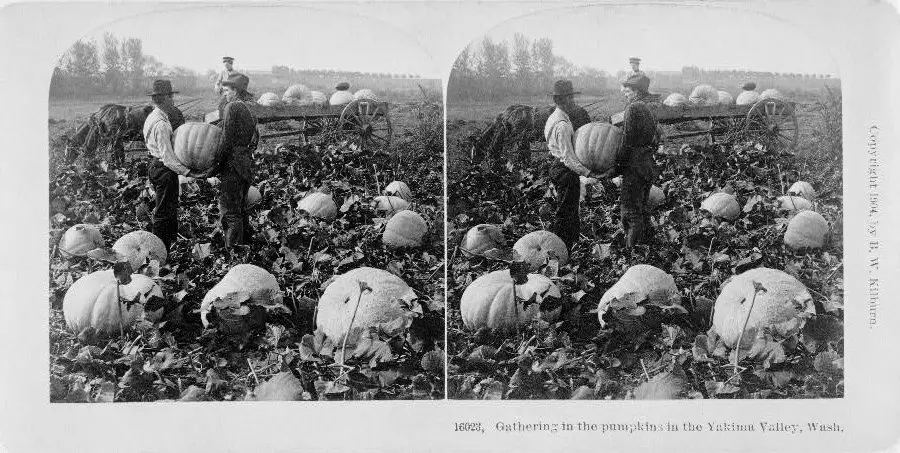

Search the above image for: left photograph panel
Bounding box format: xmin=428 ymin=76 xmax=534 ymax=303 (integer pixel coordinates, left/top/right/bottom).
xmin=48 ymin=6 xmax=445 ymax=402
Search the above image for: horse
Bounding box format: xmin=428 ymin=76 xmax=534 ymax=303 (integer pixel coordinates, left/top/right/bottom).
xmin=67 ymin=104 xmax=153 ymax=162
xmin=469 ymin=104 xmax=555 ymax=169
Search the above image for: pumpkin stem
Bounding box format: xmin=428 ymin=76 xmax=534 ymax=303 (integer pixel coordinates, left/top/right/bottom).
xmin=116 ymin=282 xmax=124 ymax=339
xmin=732 ymin=283 xmax=762 ymax=377
xmin=340 ymin=283 xmax=367 ymax=367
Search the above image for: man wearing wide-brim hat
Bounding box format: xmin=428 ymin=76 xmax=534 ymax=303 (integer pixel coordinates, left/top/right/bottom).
xmin=543 ymin=79 xmax=599 ymax=249
xmin=612 ymin=73 xmax=659 ymax=250
xmin=207 ymin=72 xmax=259 ymax=254
xmin=142 ymin=79 xmax=194 ymax=252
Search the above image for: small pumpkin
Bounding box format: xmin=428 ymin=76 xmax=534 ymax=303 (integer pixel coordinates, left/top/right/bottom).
xmin=245 ymin=371 xmax=304 ymax=401
xmin=597 ymin=264 xmax=681 ymax=327
xmin=649 ymin=185 xmax=665 ymax=208
xmin=717 ymin=90 xmax=734 ymax=105
xmin=173 ymin=122 xmax=223 ymax=172
xmin=776 ymin=195 xmax=812 ymax=213
xmin=512 ymin=230 xmax=569 ymax=271
xmin=711 ymin=267 xmax=815 ymax=348
xmin=200 ymin=264 xmax=283 ymax=328
xmin=257 ymin=92 xmax=283 ymax=108
xmin=384 ymin=181 xmax=413 ymax=201
xmin=663 ymin=93 xmax=687 ymax=107
xmin=316 ymin=267 xmax=417 ymax=341
xmin=63 ymin=270 xmax=163 ymax=334
xmin=353 ymin=89 xmax=378 ymax=101
xmin=735 ymin=90 xmax=761 ymax=106
xmin=574 ymin=122 xmax=623 ymax=173
xmin=689 ymin=84 xmax=719 ymax=106
xmin=788 ymin=181 xmax=816 ymax=201
xmin=58 ymin=224 xmax=104 ymax=257
xmin=245 ymin=185 xmax=262 ymax=208
xmin=383 ymin=210 xmax=427 ymax=248
xmin=329 ymin=91 xmax=355 ymax=106
xmin=460 ymin=269 xmax=562 ymax=331
xmin=372 ymin=195 xmax=409 ymax=217
xmin=784 ymin=210 xmax=829 ymax=250
xmin=700 ymin=192 xmax=740 ymax=221
xmin=634 ymin=372 xmax=688 ymax=400
xmin=307 ymin=91 xmax=327 ymax=106
xmin=760 ymin=88 xmax=784 ymax=100
xmin=298 ymin=192 xmax=337 ymax=219
xmin=112 ymin=230 xmax=167 ymax=271
xmin=460 ymin=224 xmax=506 ymax=257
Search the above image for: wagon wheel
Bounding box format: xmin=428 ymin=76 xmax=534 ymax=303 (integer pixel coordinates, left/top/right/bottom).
xmin=744 ymin=99 xmax=798 ymax=151
xmin=338 ymin=100 xmax=392 ymax=152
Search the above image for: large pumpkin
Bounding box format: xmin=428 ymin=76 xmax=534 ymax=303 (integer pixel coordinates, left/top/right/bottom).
xmin=574 ymin=122 xmax=623 ymax=173
xmin=384 ymin=181 xmax=413 ymax=201
xmin=173 ymin=122 xmax=222 ymax=172
xmin=354 ymin=89 xmax=378 ymax=101
xmin=689 ymin=85 xmax=719 ymax=106
xmin=329 ymin=91 xmax=355 ymax=106
xmin=372 ymin=195 xmax=409 ymax=217
xmin=383 ymin=210 xmax=427 ymax=248
xmin=307 ymin=91 xmax=327 ymax=106
xmin=200 ymin=264 xmax=283 ymax=327
xmin=717 ymin=91 xmax=734 ymax=105
xmin=257 ymin=92 xmax=283 ymax=108
xmin=701 ymin=192 xmax=740 ymax=221
xmin=282 ymin=84 xmax=310 ymax=100
xmin=460 ymin=224 xmax=506 ymax=257
xmin=63 ymin=270 xmax=163 ymax=334
xmin=776 ymin=195 xmax=812 ymax=213
xmin=460 ymin=269 xmax=562 ymax=331
xmin=711 ymin=267 xmax=815 ymax=348
xmin=58 ymin=224 xmax=104 ymax=257
xmin=597 ymin=264 xmax=680 ymax=327
xmin=112 ymin=230 xmax=167 ymax=270
xmin=512 ymin=230 xmax=569 ymax=271
xmin=298 ymin=192 xmax=337 ymax=220
xmin=663 ymin=93 xmax=687 ymax=107
xmin=788 ymin=181 xmax=816 ymax=201
xmin=316 ymin=267 xmax=417 ymax=341
xmin=736 ymin=90 xmax=761 ymax=106
xmin=784 ymin=210 xmax=829 ymax=250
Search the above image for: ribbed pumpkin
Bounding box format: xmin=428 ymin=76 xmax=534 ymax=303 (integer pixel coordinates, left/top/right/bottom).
xmin=460 ymin=224 xmax=506 ymax=257
xmin=597 ymin=264 xmax=680 ymax=327
xmin=460 ymin=269 xmax=562 ymax=331
xmin=689 ymin=85 xmax=719 ymax=106
xmin=353 ymin=89 xmax=378 ymax=101
xmin=112 ymin=230 xmax=167 ymax=270
xmin=383 ymin=210 xmax=427 ymax=248
xmin=574 ymin=122 xmax=623 ymax=173
xmin=717 ymin=90 xmax=734 ymax=105
xmin=316 ymin=267 xmax=417 ymax=341
xmin=329 ymin=91 xmax=355 ymax=106
xmin=776 ymin=195 xmax=812 ymax=213
xmin=711 ymin=267 xmax=815 ymax=348
xmin=735 ymin=90 xmax=761 ymax=105
xmin=784 ymin=210 xmax=829 ymax=250
xmin=663 ymin=93 xmax=687 ymax=107
xmin=298 ymin=192 xmax=337 ymax=220
xmin=257 ymin=92 xmax=283 ymax=108
xmin=384 ymin=181 xmax=413 ymax=201
xmin=512 ymin=230 xmax=569 ymax=271
xmin=788 ymin=181 xmax=816 ymax=201
xmin=200 ymin=264 xmax=283 ymax=327
xmin=63 ymin=270 xmax=163 ymax=334
xmin=701 ymin=192 xmax=740 ymax=221
xmin=760 ymin=88 xmax=784 ymax=100
xmin=372 ymin=195 xmax=409 ymax=216
xmin=282 ymin=84 xmax=310 ymax=100
xmin=246 ymin=185 xmax=262 ymax=208
xmin=58 ymin=224 xmax=104 ymax=257
xmin=173 ymin=122 xmax=222 ymax=172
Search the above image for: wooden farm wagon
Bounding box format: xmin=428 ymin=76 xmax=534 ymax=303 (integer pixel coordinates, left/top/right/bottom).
xmin=610 ymin=97 xmax=799 ymax=151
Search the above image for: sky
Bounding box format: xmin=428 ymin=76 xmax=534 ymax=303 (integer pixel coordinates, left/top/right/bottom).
xmin=79 ymin=5 xmax=439 ymax=78
xmin=477 ymin=4 xmax=839 ymax=76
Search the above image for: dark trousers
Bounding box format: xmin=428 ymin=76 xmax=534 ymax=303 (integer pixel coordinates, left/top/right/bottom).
xmin=549 ymin=161 xmax=580 ymax=249
xmin=219 ymin=166 xmax=252 ymax=249
xmin=619 ymin=147 xmax=657 ymax=249
xmin=148 ymin=159 xmax=179 ymax=251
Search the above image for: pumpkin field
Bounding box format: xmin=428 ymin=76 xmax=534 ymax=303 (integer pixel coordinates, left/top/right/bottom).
xmin=446 ymin=87 xmax=844 ymax=400
xmin=48 ymin=88 xmax=446 ymax=402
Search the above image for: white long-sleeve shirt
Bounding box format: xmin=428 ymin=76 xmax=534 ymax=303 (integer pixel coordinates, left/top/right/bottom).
xmin=214 ymin=68 xmax=238 ymax=95
xmin=544 ymin=108 xmax=591 ymax=177
xmin=143 ymin=107 xmax=190 ymax=176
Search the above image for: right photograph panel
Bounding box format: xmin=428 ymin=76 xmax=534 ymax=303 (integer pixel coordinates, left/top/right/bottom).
xmin=447 ymin=5 xmax=843 ymax=400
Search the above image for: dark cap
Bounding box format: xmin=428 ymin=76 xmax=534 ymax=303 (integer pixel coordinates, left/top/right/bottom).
xmin=221 ymin=72 xmax=250 ymax=93
xmin=223 ymin=56 xmax=234 ymax=63
xmin=335 ymin=82 xmax=351 ymax=91
xmin=146 ymin=79 xmax=179 ymax=96
xmin=742 ymin=82 xmax=757 ymax=91
xmin=629 ymin=57 xmax=641 ymax=63
xmin=622 ymin=74 xmax=650 ymax=93
xmin=550 ymin=79 xmax=580 ymax=97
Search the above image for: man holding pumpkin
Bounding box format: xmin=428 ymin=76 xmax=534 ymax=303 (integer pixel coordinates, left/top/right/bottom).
xmin=543 ymin=80 xmax=601 ymax=249
xmin=614 ymin=73 xmax=660 ymax=250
